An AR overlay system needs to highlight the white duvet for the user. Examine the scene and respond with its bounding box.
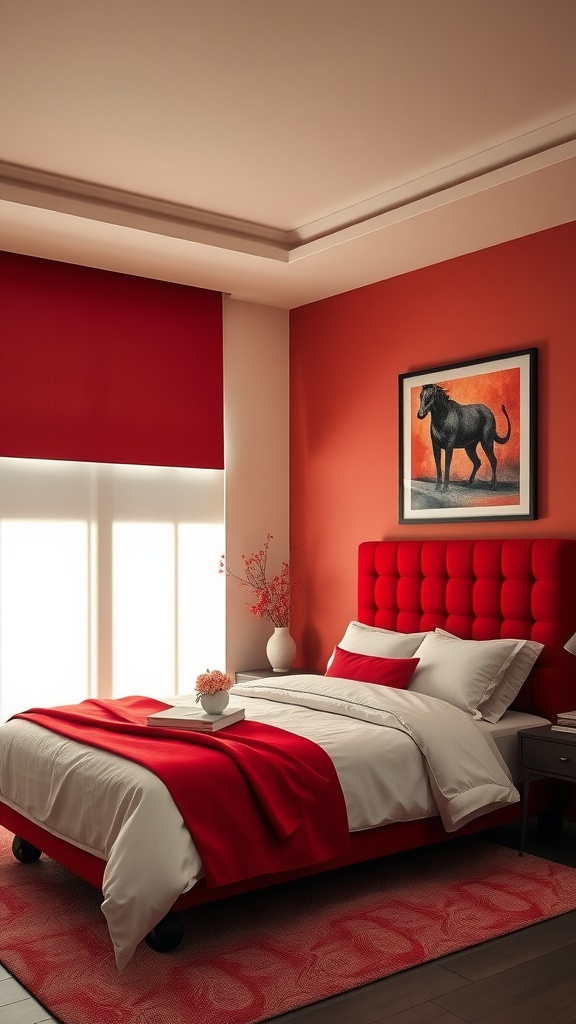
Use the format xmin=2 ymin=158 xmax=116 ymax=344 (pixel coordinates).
xmin=0 ymin=674 xmax=519 ymax=969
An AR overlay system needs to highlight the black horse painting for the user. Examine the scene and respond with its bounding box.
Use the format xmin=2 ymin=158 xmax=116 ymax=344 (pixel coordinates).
xmin=417 ymin=383 xmax=511 ymax=491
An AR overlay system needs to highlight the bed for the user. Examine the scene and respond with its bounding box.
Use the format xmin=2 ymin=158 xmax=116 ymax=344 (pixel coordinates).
xmin=1 ymin=537 xmax=576 ymax=969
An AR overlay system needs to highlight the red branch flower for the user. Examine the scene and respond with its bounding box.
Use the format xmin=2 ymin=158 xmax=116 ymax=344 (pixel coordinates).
xmin=219 ymin=534 xmax=294 ymax=628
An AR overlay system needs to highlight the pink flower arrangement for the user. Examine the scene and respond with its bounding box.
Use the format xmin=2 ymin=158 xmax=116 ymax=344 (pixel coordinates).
xmin=219 ymin=534 xmax=293 ymax=628
xmin=195 ymin=669 xmax=233 ymax=703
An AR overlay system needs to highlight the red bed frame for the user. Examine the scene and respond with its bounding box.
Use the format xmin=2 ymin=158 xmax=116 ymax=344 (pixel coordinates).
xmin=2 ymin=538 xmax=576 ymax=948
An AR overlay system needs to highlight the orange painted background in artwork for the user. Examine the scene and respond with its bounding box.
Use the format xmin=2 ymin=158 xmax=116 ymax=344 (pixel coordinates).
xmin=410 ymin=366 xmax=521 ymax=483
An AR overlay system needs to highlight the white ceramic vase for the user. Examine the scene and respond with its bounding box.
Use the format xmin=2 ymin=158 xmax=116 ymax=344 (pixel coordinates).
xmin=266 ymin=626 xmax=297 ymax=673
xmin=200 ymin=691 xmax=229 ymax=715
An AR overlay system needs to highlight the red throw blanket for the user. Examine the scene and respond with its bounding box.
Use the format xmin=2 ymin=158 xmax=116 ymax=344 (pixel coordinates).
xmin=13 ymin=696 xmax=350 ymax=888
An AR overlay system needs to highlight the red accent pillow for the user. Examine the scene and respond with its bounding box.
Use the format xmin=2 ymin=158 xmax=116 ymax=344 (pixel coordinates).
xmin=325 ymin=646 xmax=419 ymax=688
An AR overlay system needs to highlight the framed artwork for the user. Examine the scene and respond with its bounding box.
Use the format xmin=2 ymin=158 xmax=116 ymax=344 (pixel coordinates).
xmin=399 ymin=348 xmax=538 ymax=524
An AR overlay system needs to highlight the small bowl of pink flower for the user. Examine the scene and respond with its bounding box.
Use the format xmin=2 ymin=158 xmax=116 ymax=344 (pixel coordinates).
xmin=195 ymin=669 xmax=234 ymax=715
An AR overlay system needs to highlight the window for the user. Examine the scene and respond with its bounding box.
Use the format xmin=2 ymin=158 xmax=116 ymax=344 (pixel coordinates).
xmin=0 ymin=458 xmax=225 ymax=722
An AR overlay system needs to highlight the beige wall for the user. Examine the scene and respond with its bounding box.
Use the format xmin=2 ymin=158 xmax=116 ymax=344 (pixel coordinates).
xmin=223 ymin=296 xmax=290 ymax=673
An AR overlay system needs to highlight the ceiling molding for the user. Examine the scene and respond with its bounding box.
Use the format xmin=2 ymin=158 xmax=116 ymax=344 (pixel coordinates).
xmin=0 ymin=161 xmax=290 ymax=261
xmin=289 ymin=114 xmax=576 ymax=246
xmin=290 ymin=137 xmax=576 ymax=261
xmin=1 ymin=113 xmax=575 ymax=266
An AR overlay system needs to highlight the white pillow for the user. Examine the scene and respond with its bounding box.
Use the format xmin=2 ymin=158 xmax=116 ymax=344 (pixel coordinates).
xmin=408 ymin=631 xmax=525 ymax=717
xmin=434 ymin=628 xmax=544 ymax=723
xmin=328 ymin=621 xmax=430 ymax=669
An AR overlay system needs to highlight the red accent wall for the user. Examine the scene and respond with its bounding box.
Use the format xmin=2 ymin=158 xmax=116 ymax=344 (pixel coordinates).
xmin=0 ymin=253 xmax=223 ymax=469
xmin=289 ymin=221 xmax=576 ymax=670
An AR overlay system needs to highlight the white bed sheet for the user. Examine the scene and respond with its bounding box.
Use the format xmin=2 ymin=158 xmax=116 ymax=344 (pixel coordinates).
xmin=0 ymin=691 xmax=437 ymax=969
xmin=0 ymin=676 xmax=533 ymax=969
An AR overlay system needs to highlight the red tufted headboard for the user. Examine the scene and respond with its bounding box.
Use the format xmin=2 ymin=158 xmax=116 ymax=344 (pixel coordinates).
xmin=358 ymin=539 xmax=576 ymax=722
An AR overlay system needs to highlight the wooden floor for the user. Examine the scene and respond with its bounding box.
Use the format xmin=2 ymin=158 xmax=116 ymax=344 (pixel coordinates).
xmin=1 ymin=820 xmax=576 ymax=1024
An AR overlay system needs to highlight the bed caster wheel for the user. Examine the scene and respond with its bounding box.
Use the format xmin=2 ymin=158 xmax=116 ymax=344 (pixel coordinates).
xmin=12 ymin=836 xmax=42 ymax=864
xmin=145 ymin=912 xmax=184 ymax=953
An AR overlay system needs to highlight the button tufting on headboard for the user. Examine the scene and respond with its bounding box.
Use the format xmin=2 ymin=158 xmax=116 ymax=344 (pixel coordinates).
xmin=358 ymin=539 xmax=576 ymax=721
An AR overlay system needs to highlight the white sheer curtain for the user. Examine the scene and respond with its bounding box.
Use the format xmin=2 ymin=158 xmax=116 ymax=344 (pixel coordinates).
xmin=0 ymin=458 xmax=225 ymax=723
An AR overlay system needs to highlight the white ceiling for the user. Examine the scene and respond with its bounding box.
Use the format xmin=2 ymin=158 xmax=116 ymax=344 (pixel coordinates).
xmin=1 ymin=0 xmax=575 ymax=309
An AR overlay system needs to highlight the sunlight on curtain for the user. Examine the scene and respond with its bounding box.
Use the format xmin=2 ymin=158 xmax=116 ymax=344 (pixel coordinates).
xmin=0 ymin=458 xmax=225 ymax=723
xmin=0 ymin=521 xmax=89 ymax=720
xmin=113 ymin=523 xmax=176 ymax=698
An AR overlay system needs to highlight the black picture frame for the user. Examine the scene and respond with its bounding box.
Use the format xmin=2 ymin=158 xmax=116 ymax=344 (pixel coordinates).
xmin=399 ymin=348 xmax=538 ymax=524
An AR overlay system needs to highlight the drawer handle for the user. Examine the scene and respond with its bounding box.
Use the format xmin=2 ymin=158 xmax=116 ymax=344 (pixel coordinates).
xmin=559 ymin=756 xmax=570 ymax=762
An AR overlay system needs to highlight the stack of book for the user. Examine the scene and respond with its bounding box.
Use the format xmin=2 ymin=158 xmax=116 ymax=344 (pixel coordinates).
xmin=551 ymin=710 xmax=576 ymax=733
xmin=146 ymin=705 xmax=245 ymax=732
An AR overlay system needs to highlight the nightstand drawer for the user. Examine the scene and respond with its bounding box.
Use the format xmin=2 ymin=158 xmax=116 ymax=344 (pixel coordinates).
xmin=521 ymin=736 xmax=576 ymax=779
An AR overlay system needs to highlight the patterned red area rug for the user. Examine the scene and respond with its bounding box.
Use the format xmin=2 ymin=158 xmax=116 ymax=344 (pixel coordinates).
xmin=1 ymin=827 xmax=576 ymax=1024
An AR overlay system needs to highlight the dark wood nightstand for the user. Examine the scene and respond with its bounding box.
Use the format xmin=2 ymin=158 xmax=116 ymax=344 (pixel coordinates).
xmin=234 ymin=668 xmax=312 ymax=684
xmin=518 ymin=725 xmax=576 ymax=854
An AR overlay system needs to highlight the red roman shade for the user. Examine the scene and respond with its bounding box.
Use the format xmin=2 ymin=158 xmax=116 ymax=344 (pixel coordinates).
xmin=0 ymin=252 xmax=223 ymax=468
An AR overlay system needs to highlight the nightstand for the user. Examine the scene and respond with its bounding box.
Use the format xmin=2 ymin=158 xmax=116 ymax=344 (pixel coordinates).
xmin=235 ymin=668 xmax=312 ymax=684
xmin=518 ymin=725 xmax=576 ymax=854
